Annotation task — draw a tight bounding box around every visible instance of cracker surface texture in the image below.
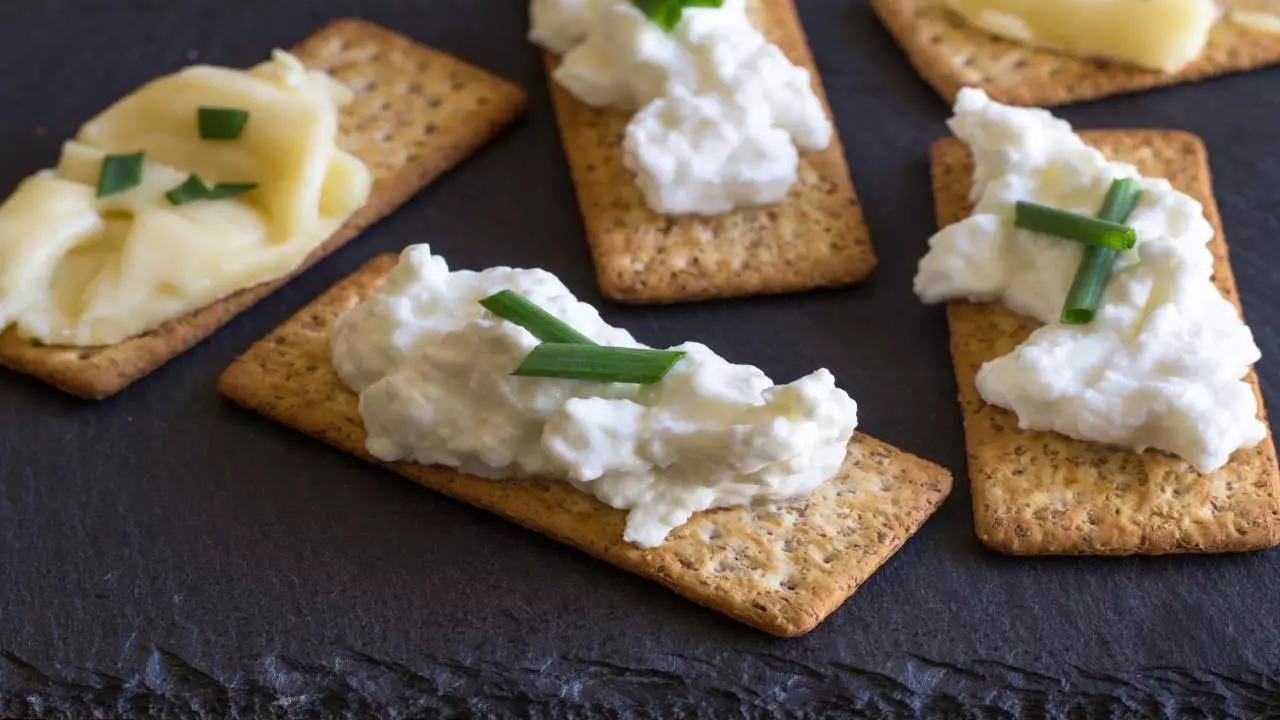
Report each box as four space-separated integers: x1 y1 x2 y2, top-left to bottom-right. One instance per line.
872 0 1280 107
932 131 1280 555
0 18 526 399
543 0 876 304
218 255 952 637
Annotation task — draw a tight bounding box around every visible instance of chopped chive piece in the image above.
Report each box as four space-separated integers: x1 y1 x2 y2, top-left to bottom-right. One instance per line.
513 343 685 384
96 152 145 197
1015 201 1136 251
633 0 723 31
204 182 258 199
198 107 249 140
165 174 257 205
1060 248 1118 325
479 290 597 346
1060 179 1144 325
1095 178 1144 224
164 174 211 205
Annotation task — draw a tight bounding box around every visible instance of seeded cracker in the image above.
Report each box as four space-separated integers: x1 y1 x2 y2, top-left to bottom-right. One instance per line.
543 0 876 304
871 0 1280 107
0 19 526 399
217 254 951 637
933 131 1280 555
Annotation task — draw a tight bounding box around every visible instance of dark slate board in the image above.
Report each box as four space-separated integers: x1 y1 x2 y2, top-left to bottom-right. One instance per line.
2 1 1279 717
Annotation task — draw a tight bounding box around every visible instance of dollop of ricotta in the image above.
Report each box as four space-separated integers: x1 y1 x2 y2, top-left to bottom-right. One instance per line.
528 0 831 215
914 88 1265 473
332 245 859 547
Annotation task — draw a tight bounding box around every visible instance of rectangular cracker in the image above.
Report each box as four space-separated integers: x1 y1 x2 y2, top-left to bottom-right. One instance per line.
872 0 1280 107
217 254 952 637
543 0 876 304
932 131 1280 555
0 18 526 400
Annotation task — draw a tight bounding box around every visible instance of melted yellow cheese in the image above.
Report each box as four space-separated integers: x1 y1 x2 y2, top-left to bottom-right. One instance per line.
946 0 1220 73
0 51 371 346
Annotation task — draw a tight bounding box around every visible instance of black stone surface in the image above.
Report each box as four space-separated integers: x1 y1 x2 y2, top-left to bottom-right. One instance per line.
1 1 1279 717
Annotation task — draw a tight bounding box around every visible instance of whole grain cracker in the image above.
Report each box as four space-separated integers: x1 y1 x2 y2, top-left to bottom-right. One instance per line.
217 254 952 637
932 131 1280 555
543 0 876 304
871 0 1280 107
0 18 526 399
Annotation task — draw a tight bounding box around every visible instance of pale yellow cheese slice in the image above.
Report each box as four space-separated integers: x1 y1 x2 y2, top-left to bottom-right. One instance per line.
945 0 1220 73
1230 9 1280 35
0 52 372 347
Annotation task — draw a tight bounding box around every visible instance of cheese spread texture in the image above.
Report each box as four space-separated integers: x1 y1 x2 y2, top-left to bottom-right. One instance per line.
0 51 371 346
332 245 859 547
914 89 1265 473
945 0 1219 73
528 0 832 215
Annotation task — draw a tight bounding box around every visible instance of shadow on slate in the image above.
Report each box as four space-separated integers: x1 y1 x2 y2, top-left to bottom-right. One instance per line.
2 0 1280 718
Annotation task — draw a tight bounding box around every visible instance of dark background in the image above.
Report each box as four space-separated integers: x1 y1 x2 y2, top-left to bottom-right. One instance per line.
1 1 1278 717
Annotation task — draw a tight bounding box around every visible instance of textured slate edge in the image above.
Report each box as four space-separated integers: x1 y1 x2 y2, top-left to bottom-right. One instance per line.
2 646 1275 719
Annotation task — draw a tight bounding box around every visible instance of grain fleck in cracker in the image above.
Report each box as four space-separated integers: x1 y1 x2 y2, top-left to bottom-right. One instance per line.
543 0 876 304
932 131 1280 555
218 254 951 636
0 18 526 399
872 0 1280 107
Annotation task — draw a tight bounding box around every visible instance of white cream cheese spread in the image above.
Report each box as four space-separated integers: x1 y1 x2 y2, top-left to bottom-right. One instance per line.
914 88 1265 473
0 51 371 346
331 245 860 547
528 0 831 215
945 0 1220 73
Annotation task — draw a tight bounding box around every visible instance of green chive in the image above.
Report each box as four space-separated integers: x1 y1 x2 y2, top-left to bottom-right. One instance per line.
633 0 722 31
96 152 145 197
479 290 597 346
1060 179 1143 325
513 343 686 384
165 174 257 205
204 182 258 199
1095 178 1144 224
198 107 249 140
165 174 211 205
1015 201 1136 251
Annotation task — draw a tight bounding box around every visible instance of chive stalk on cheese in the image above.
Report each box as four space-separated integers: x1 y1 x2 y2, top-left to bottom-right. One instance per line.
197 107 250 140
1059 178 1143 325
479 290 597 345
513 343 686 385
164 174 257 206
96 152 145 197
1015 201 1137 251
633 0 724 32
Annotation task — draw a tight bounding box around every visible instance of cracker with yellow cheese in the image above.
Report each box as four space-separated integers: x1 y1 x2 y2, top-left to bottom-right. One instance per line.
0 18 525 399
217 253 952 637
933 131 1280 554
541 0 877 304
872 0 1280 107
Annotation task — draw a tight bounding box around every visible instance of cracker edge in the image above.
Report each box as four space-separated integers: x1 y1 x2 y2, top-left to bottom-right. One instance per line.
930 131 1280 555
0 17 527 400
217 253 953 637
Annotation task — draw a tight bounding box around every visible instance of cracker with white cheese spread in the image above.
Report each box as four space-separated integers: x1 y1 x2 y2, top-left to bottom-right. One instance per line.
0 18 526 399
542 0 877 304
217 254 952 637
871 0 1280 107
933 130 1280 554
